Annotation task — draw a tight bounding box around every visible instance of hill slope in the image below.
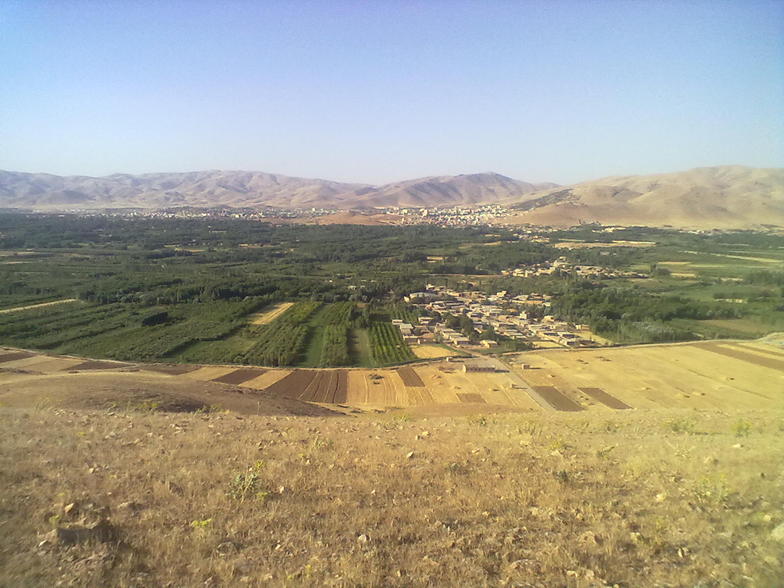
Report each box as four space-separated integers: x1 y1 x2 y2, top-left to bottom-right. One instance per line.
0 170 552 210
501 165 784 228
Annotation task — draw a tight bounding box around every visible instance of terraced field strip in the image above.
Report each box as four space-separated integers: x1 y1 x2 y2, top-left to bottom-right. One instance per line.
0 351 35 363
578 387 632 410
211 368 267 385
531 386 584 412
144 364 200 375
698 343 784 371
263 370 318 400
397 366 425 387
70 360 133 371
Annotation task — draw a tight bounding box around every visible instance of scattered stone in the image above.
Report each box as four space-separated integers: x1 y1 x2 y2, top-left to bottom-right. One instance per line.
655 492 667 503
405 451 415 460
771 523 784 542
49 519 116 545
357 534 370 544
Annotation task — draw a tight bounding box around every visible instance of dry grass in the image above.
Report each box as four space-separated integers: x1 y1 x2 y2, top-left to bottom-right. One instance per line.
410 344 459 359
2 405 783 587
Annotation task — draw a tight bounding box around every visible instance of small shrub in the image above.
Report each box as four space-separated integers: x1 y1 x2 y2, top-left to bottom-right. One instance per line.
227 461 269 503
732 420 752 437
665 417 696 434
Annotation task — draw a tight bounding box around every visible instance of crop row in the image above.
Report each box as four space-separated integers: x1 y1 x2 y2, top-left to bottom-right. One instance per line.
369 323 415 365
318 325 350 367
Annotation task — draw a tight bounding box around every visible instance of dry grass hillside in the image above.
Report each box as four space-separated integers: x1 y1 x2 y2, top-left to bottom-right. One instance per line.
500 166 784 229
1 404 782 587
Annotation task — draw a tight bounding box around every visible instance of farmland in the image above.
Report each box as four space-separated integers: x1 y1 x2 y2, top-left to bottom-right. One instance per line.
0 214 783 366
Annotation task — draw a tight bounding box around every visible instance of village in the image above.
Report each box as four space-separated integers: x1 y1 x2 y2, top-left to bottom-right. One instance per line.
501 256 648 279
394 283 600 353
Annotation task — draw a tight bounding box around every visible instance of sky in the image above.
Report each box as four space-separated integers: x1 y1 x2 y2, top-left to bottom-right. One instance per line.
1 1 782 185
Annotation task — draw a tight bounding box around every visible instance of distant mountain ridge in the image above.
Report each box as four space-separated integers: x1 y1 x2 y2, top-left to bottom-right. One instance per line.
0 170 551 210
1 165 782 228
501 165 784 229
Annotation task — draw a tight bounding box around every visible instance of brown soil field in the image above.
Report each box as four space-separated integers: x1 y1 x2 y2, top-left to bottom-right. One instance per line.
578 387 632 410
397 366 425 387
210 367 267 385
69 360 133 371
531 386 584 411
248 301 295 325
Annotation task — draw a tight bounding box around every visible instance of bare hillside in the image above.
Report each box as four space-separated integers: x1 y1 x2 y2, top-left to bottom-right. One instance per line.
0 170 553 210
501 165 784 228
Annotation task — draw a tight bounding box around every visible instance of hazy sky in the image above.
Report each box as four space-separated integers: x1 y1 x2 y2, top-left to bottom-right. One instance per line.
1 1 782 184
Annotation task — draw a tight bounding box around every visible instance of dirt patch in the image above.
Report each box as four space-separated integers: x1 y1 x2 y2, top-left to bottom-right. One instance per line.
578 387 632 410
144 364 200 375
0 371 338 416
0 351 35 363
457 393 485 403
212 368 267 385
397 366 425 387
70 360 133 371
532 386 584 412
248 302 295 325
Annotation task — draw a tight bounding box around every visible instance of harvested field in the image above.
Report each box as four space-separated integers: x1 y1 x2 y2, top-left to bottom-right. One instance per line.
410 344 459 359
69 360 133 371
696 342 784 371
510 339 784 411
397 366 424 387
532 386 584 412
578 387 631 410
239 369 290 390
211 368 267 385
248 302 294 325
183 366 239 382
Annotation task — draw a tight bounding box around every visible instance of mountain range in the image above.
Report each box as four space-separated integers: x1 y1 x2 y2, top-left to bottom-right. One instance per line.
1 165 782 228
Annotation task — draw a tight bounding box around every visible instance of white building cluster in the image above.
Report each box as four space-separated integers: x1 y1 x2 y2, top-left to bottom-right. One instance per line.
400 284 597 349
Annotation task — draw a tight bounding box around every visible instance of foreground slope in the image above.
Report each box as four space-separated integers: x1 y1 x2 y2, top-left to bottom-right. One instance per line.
500 165 784 229
1 407 782 586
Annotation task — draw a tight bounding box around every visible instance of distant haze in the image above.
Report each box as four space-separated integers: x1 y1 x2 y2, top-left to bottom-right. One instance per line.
1 165 783 229
1 1 783 184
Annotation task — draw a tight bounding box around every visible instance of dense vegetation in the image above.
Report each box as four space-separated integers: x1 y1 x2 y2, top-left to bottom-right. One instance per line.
0 213 782 359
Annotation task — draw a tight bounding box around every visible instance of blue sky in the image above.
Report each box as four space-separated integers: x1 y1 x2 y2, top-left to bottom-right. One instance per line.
1 0 782 184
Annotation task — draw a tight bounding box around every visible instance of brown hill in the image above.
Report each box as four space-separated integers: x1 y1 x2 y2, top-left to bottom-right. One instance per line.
500 166 784 229
0 170 552 210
